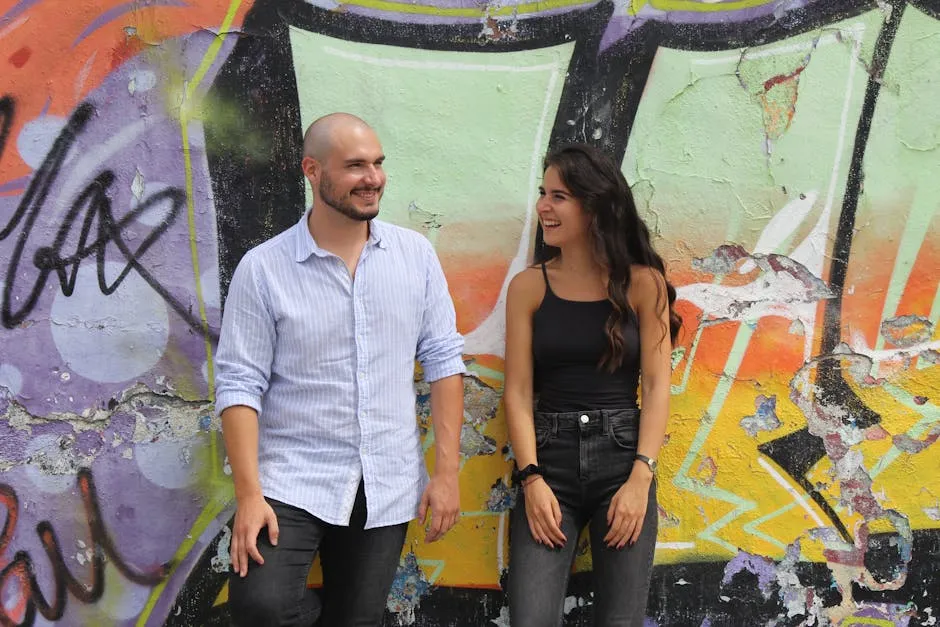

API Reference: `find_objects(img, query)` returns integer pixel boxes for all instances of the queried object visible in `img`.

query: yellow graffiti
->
[840,618,896,627]
[337,0,781,18]
[633,0,779,13]
[335,0,778,18]
[135,2,245,625]
[337,0,593,18]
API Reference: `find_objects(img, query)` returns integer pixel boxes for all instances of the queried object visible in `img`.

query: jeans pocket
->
[534,423,553,449]
[608,422,638,450]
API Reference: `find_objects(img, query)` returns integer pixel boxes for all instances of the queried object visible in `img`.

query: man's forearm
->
[221,405,263,500]
[429,374,464,475]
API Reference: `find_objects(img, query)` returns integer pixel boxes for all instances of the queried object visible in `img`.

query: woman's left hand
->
[604,471,652,549]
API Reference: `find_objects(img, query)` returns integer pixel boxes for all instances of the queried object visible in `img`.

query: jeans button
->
[579,414,589,424]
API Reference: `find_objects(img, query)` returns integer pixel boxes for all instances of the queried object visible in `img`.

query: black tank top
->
[532,263,641,412]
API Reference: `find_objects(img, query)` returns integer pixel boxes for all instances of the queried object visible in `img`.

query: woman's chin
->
[541,231,564,248]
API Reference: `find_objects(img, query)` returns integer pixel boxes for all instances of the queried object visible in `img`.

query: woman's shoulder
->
[630,264,666,291]
[508,266,547,307]
[628,265,668,314]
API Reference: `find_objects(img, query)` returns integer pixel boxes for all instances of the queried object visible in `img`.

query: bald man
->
[215,113,466,626]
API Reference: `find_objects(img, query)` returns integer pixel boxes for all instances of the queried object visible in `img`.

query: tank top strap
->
[540,262,555,297]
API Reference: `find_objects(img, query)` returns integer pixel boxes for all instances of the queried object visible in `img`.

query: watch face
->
[638,455,656,472]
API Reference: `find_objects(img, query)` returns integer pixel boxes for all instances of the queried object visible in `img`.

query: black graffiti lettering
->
[0,96,13,174]
[0,470,168,626]
[0,97,219,342]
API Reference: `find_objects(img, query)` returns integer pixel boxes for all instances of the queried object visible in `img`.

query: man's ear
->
[301,155,319,182]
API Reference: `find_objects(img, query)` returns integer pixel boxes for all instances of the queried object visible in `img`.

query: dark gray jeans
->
[508,408,658,626]
[228,482,408,627]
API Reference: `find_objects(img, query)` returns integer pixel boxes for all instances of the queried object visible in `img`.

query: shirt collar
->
[294,208,387,263]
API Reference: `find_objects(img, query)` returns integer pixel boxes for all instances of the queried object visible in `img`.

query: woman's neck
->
[556,241,605,277]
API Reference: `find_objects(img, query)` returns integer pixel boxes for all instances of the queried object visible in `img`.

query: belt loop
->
[601,409,609,433]
[552,415,559,435]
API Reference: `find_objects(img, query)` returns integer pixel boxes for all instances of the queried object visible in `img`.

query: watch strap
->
[635,454,657,472]
[512,463,545,484]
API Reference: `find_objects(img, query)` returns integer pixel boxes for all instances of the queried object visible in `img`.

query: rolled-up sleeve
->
[416,239,466,382]
[214,254,276,416]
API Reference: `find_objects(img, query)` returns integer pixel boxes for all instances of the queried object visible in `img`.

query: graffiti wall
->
[1,0,937,624]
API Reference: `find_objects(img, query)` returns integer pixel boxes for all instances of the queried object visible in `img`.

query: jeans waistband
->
[534,407,639,434]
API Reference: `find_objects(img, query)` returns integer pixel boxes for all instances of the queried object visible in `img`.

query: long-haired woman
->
[504,143,681,626]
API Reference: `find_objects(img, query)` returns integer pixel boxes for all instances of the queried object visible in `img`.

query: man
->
[214,113,465,627]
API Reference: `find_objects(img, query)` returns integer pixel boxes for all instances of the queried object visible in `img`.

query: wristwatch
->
[635,454,657,474]
[512,463,545,484]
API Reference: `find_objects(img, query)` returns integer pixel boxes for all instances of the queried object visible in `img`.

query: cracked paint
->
[737,42,815,151]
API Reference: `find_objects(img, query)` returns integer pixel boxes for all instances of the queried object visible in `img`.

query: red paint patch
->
[762,65,806,92]
[110,35,146,71]
[9,47,31,68]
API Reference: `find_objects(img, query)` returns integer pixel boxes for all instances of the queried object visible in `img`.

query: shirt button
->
[579,414,589,424]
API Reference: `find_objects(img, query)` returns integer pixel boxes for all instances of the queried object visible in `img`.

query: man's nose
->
[362,166,383,186]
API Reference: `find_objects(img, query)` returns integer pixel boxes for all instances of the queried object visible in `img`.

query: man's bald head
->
[300,113,386,222]
[303,113,375,161]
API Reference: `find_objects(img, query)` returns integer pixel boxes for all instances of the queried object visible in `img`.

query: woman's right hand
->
[523,477,567,547]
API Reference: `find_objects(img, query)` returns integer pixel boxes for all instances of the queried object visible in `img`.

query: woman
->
[504,143,681,626]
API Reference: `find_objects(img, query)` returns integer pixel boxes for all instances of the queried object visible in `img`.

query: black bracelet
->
[512,463,545,484]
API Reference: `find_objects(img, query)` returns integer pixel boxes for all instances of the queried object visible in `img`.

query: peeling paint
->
[891,425,940,454]
[740,394,781,437]
[387,552,431,625]
[683,245,832,323]
[737,37,816,151]
[693,456,718,486]
[880,315,934,347]
[1,1,938,625]
[722,551,777,599]
[460,424,498,458]
[210,526,232,574]
[485,478,514,513]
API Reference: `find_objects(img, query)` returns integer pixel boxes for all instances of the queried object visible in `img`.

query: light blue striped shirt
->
[215,211,465,528]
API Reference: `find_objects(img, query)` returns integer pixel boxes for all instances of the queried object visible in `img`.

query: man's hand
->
[417,471,460,543]
[230,494,279,577]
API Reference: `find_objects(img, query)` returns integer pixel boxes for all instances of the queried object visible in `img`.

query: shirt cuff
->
[214,391,262,417]
[422,356,467,383]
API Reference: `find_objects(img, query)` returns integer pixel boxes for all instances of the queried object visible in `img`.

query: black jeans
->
[228,482,408,627]
[508,408,658,627]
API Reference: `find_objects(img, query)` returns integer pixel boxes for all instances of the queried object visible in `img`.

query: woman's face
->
[536,166,592,249]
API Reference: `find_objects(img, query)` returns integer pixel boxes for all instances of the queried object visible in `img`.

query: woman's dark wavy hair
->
[535,143,682,371]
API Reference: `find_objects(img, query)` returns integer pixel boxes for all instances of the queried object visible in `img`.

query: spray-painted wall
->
[1,0,938,625]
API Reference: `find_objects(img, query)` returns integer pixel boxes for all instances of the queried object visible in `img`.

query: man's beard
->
[319,175,381,222]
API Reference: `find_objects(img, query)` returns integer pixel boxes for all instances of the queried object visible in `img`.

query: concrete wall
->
[0,0,938,625]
